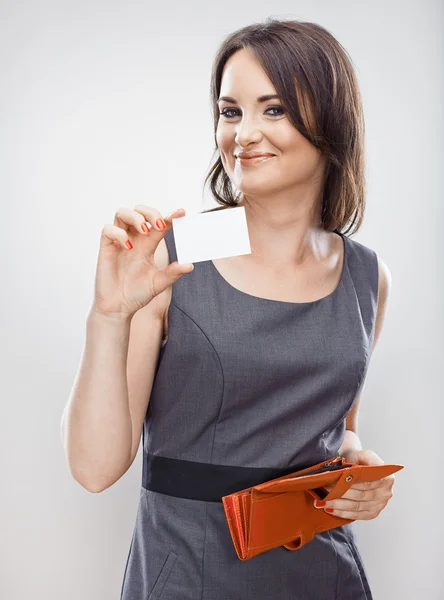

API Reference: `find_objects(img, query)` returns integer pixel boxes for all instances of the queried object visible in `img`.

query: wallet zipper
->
[288,457,346,479]
[246,456,348,495]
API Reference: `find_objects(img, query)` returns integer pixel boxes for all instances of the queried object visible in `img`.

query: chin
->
[236,185,278,197]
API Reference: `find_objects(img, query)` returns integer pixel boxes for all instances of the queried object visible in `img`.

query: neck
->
[237,193,329,268]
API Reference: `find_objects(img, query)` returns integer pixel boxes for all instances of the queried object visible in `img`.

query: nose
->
[234,115,263,148]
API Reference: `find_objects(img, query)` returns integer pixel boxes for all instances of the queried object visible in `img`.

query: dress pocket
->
[147,550,179,600]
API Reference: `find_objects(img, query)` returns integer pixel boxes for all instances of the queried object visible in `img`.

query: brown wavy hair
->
[202,18,366,235]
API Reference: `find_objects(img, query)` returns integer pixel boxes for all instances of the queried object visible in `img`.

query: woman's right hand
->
[91,205,194,319]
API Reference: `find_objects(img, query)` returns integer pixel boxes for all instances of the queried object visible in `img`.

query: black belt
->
[142,450,308,503]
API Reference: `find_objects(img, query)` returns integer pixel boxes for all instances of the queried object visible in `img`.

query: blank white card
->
[172,206,252,264]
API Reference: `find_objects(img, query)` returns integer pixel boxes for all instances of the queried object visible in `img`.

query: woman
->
[62,18,396,600]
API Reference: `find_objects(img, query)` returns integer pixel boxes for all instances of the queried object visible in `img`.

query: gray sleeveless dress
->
[120,222,379,600]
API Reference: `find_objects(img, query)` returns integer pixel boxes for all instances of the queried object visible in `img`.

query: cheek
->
[278,134,321,170]
[278,129,307,153]
[216,125,230,151]
[216,130,234,169]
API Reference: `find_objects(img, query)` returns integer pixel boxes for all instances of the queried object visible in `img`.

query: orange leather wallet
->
[222,455,404,560]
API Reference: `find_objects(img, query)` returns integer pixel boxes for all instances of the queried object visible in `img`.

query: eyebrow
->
[217,94,281,104]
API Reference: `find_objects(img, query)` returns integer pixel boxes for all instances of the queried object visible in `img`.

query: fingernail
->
[141,223,150,233]
[325,508,334,513]
[315,501,326,507]
[156,219,166,229]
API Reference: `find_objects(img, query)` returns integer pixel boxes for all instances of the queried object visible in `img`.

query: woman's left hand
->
[313,449,395,520]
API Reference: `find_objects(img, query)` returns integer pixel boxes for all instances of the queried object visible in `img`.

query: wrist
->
[340,449,359,462]
[88,306,134,325]
[338,430,363,463]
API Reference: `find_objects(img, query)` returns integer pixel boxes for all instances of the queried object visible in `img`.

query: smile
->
[235,155,275,166]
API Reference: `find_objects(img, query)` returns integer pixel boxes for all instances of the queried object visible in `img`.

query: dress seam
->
[321,352,369,442]
[169,301,226,463]
[327,529,340,600]
[200,503,209,600]
[323,443,340,600]
[169,301,226,600]
[345,537,373,599]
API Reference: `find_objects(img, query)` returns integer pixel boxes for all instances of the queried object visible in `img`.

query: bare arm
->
[61,309,134,493]
[60,212,178,493]
[339,255,392,460]
[61,296,166,493]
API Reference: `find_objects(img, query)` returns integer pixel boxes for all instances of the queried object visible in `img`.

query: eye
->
[219,108,239,118]
[266,106,285,117]
[219,106,286,118]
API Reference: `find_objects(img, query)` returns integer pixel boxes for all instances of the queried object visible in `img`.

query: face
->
[216,48,326,201]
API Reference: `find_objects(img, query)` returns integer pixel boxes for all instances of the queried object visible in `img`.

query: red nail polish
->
[315,501,326,507]
[325,508,334,513]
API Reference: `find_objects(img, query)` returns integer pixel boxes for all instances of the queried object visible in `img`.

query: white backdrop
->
[1,1,443,598]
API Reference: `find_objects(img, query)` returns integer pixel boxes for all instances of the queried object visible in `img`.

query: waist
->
[142,450,307,503]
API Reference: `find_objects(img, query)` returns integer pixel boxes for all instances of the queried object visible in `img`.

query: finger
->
[313,490,372,510]
[347,480,384,491]
[164,207,186,222]
[162,208,187,230]
[343,484,389,500]
[325,487,369,502]
[113,206,160,235]
[111,206,186,257]
[324,507,376,520]
[323,481,381,497]
[152,259,194,297]
[132,204,183,233]
[101,224,139,250]
[323,498,381,513]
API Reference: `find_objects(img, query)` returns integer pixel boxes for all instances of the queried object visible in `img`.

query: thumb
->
[152,260,194,297]
[354,449,385,466]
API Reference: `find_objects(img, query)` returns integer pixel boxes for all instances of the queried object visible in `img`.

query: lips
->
[235,154,275,166]
[235,152,275,159]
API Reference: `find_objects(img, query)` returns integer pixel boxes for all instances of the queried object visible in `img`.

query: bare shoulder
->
[373,254,392,348]
[377,254,392,306]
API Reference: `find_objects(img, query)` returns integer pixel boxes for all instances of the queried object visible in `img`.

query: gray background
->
[1,0,443,598]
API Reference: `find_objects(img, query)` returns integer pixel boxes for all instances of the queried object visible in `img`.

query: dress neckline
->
[208,232,349,307]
